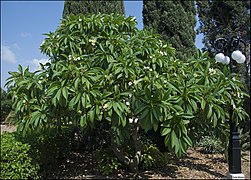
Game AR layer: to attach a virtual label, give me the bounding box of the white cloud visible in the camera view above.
[20,32,32,38]
[1,45,17,63]
[12,43,21,50]
[28,58,49,72]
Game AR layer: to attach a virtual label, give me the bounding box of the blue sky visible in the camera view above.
[1,1,203,89]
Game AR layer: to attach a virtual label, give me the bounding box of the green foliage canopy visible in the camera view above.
[5,14,248,160]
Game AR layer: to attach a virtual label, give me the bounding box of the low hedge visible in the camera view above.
[0,133,39,179]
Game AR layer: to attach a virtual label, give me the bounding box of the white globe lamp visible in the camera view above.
[235,54,246,64]
[215,53,225,63]
[222,56,230,64]
[231,50,243,61]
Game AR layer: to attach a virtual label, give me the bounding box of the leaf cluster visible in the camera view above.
[0,133,40,179]
[5,14,249,158]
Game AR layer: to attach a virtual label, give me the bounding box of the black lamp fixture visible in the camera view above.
[214,36,246,179]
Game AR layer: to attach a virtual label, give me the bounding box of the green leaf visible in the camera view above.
[62,87,68,101]
[144,85,152,99]
[171,130,178,148]
[56,88,62,101]
[112,102,123,120]
[213,113,217,127]
[182,135,192,146]
[135,104,148,115]
[18,64,23,74]
[161,128,171,136]
[207,105,213,119]
[80,116,87,127]
[89,109,95,124]
[201,98,206,110]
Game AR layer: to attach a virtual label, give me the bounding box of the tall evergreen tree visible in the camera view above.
[196,0,250,117]
[196,0,250,56]
[63,0,125,18]
[143,1,197,60]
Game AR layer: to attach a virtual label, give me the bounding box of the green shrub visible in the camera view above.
[239,128,250,151]
[0,133,39,179]
[140,144,168,170]
[96,148,122,175]
[197,135,225,154]
[16,126,73,175]
[96,143,168,175]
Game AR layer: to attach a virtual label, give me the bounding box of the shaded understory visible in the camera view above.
[42,148,250,179]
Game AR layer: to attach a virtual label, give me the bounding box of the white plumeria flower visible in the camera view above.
[38,80,42,84]
[126,101,130,106]
[89,38,97,46]
[134,118,138,123]
[209,68,216,75]
[149,55,153,59]
[149,68,153,72]
[129,118,134,123]
[164,80,167,84]
[103,103,109,109]
[79,18,82,21]
[160,51,164,55]
[128,82,133,86]
[133,79,139,85]
[144,66,149,70]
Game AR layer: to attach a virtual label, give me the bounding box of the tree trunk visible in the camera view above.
[110,125,141,173]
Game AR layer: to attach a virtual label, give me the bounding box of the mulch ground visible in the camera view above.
[46,147,250,179]
[1,125,250,179]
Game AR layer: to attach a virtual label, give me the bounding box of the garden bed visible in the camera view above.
[45,147,250,179]
[1,125,249,179]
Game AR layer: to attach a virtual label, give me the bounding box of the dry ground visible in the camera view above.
[1,124,250,179]
[47,148,250,179]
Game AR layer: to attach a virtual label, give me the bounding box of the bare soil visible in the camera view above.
[0,124,16,134]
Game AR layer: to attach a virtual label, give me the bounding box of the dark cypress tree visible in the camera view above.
[143,1,197,60]
[196,0,250,118]
[196,0,250,56]
[63,0,125,18]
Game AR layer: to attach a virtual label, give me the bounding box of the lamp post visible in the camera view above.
[214,36,246,179]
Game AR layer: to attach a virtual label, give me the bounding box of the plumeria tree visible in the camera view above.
[6,14,248,172]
